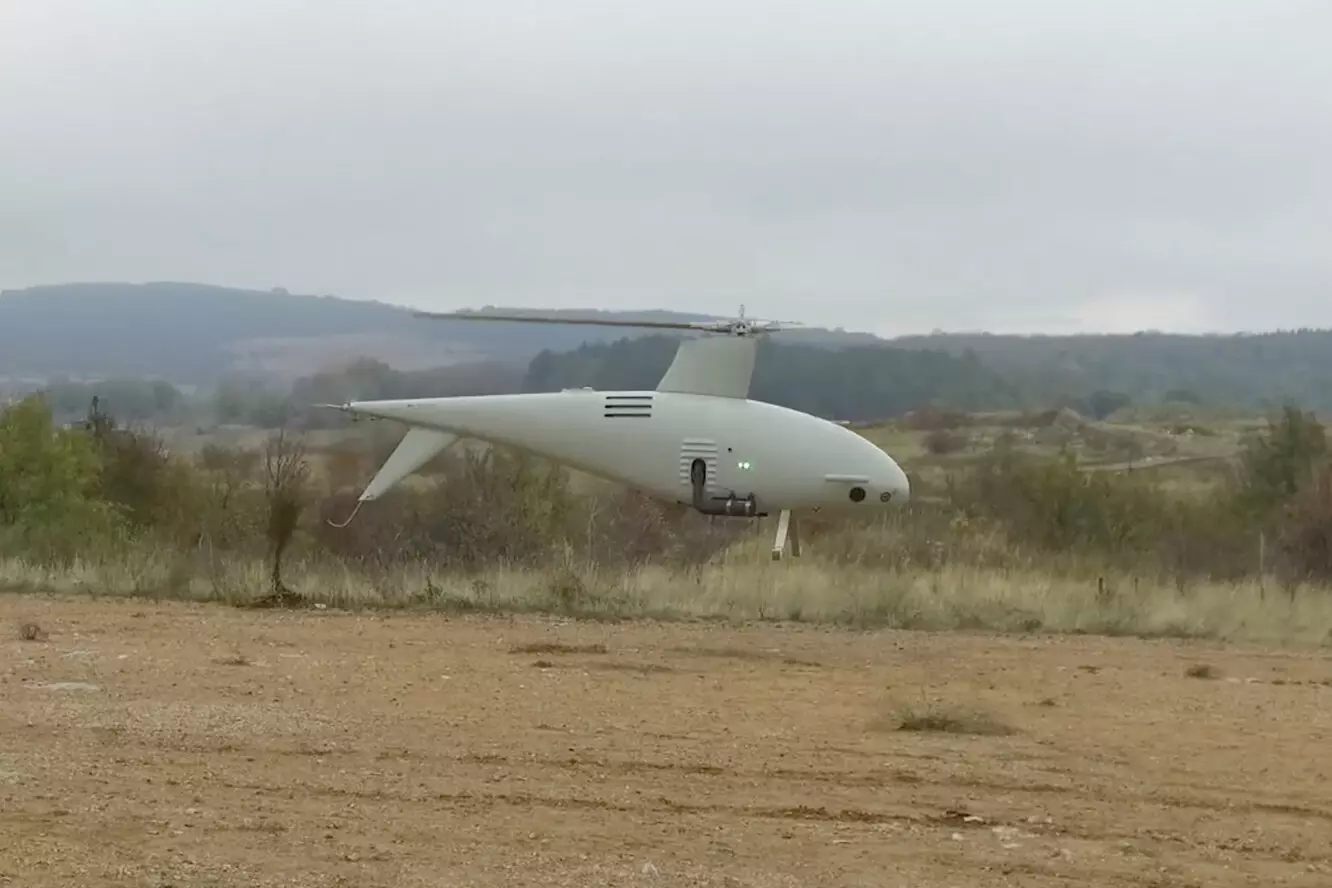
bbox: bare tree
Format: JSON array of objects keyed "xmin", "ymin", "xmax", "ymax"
[{"xmin": 256, "ymin": 428, "xmax": 311, "ymax": 607}]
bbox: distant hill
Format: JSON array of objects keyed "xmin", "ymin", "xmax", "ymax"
[
  {"xmin": 0, "ymin": 282, "xmax": 883, "ymax": 385},
  {"xmin": 522, "ymin": 327, "xmax": 1332, "ymax": 416},
  {"xmin": 889, "ymin": 329, "xmax": 1332, "ymax": 411},
  {"xmin": 522, "ymin": 335, "xmax": 1026, "ymax": 422},
  {"xmin": 6, "ymin": 281, "xmax": 1332, "ymax": 415}
]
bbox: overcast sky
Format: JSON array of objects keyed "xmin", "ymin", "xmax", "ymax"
[{"xmin": 2, "ymin": 0, "xmax": 1329, "ymax": 337}]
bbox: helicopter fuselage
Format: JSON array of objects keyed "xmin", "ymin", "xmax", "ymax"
[{"xmin": 341, "ymin": 388, "xmax": 910, "ymax": 515}]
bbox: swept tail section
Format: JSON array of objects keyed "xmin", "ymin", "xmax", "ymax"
[
  {"xmin": 656, "ymin": 335, "xmax": 758, "ymax": 399},
  {"xmin": 327, "ymin": 428, "xmax": 458, "ymax": 527}
]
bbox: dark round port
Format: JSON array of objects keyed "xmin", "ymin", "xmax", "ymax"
[
  {"xmin": 848, "ymin": 486, "xmax": 866, "ymax": 503},
  {"xmin": 880, "ymin": 491, "xmax": 892, "ymax": 503}
]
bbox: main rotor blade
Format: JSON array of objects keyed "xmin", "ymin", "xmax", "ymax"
[{"xmin": 413, "ymin": 310, "xmax": 710, "ymax": 331}]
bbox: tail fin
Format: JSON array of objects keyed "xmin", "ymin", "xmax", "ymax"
[
  {"xmin": 656, "ymin": 336, "xmax": 758, "ymax": 399},
  {"xmin": 328, "ymin": 428, "xmax": 458, "ymax": 527}
]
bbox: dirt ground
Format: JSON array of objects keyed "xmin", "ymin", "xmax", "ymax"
[{"xmin": 3, "ymin": 594, "xmax": 1332, "ymax": 888}]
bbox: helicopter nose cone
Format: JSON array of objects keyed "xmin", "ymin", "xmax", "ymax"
[{"xmin": 880, "ymin": 457, "xmax": 910, "ymax": 505}]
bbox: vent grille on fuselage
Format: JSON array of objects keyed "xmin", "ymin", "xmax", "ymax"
[
  {"xmin": 678, "ymin": 438, "xmax": 719, "ymax": 492},
  {"xmin": 604, "ymin": 394, "xmax": 653, "ymax": 419}
]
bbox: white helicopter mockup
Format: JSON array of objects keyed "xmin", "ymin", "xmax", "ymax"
[{"xmin": 325, "ymin": 306, "xmax": 910, "ymax": 560}]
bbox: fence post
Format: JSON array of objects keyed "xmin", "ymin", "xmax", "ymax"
[{"xmin": 1258, "ymin": 529, "xmax": 1266, "ymax": 600}]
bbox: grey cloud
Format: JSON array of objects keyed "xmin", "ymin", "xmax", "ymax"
[{"xmin": 1, "ymin": 0, "xmax": 1329, "ymax": 335}]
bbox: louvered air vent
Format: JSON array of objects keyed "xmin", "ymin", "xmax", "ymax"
[{"xmin": 604, "ymin": 394, "xmax": 653, "ymax": 418}]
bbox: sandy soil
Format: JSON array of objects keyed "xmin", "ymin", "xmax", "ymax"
[{"xmin": 3, "ymin": 593, "xmax": 1332, "ymax": 887}]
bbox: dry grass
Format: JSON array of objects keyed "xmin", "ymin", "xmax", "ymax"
[
  {"xmin": 668, "ymin": 645, "xmax": 822, "ymax": 667},
  {"xmin": 509, "ymin": 641, "xmax": 609, "ymax": 655},
  {"xmin": 5, "ymin": 543, "xmax": 1332, "ymax": 647},
  {"xmin": 16, "ymin": 397, "xmax": 1322, "ymax": 650},
  {"xmin": 1185, "ymin": 663, "xmax": 1219, "ymax": 679},
  {"xmin": 886, "ymin": 701, "xmax": 1016, "ymax": 736}
]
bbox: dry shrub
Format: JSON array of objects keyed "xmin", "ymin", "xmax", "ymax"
[
  {"xmin": 16, "ymin": 393, "xmax": 1332, "ymax": 642},
  {"xmin": 996, "ymin": 409, "xmax": 1060, "ymax": 428},
  {"xmin": 954, "ymin": 450, "xmax": 1163, "ymax": 557},
  {"xmin": 903, "ymin": 406, "xmax": 972, "ymax": 431},
  {"xmin": 321, "ymin": 442, "xmax": 371, "ymax": 493},
  {"xmin": 195, "ymin": 443, "xmax": 265, "ymax": 550},
  {"xmin": 308, "ymin": 446, "xmax": 741, "ymax": 574},
  {"xmin": 310, "ymin": 447, "xmax": 580, "ymax": 572},
  {"xmin": 923, "ymin": 428, "xmax": 968, "ymax": 455},
  {"xmin": 779, "ymin": 502, "xmax": 976, "ymax": 573},
  {"xmin": 1276, "ymin": 467, "xmax": 1332, "ymax": 585},
  {"xmin": 885, "ymin": 701, "xmax": 1015, "ymax": 736},
  {"xmin": 510, "ymin": 641, "xmax": 608, "ymax": 655},
  {"xmin": 945, "ymin": 447, "xmax": 1259, "ymax": 584},
  {"xmin": 260, "ymin": 429, "xmax": 311, "ymax": 604},
  {"xmin": 581, "ymin": 488, "xmax": 742, "ymax": 568}
]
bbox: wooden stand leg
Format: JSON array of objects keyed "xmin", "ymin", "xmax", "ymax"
[{"xmin": 771, "ymin": 509, "xmax": 791, "ymax": 561}]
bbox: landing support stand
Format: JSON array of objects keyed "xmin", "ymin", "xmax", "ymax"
[{"xmin": 771, "ymin": 509, "xmax": 802, "ymax": 561}]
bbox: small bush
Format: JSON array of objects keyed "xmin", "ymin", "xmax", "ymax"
[
  {"xmin": 252, "ymin": 429, "xmax": 312, "ymax": 607},
  {"xmin": 923, "ymin": 428, "xmax": 968, "ymax": 455},
  {"xmin": 510, "ymin": 642, "xmax": 608, "ymax": 655},
  {"xmin": 887, "ymin": 702, "xmax": 1015, "ymax": 736},
  {"xmin": 904, "ymin": 406, "xmax": 972, "ymax": 431}
]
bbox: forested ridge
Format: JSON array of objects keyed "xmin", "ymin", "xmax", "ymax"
[
  {"xmin": 192, "ymin": 327, "xmax": 1332, "ymax": 426},
  {"xmin": 892, "ymin": 328, "xmax": 1332, "ymax": 409},
  {"xmin": 0, "ymin": 282, "xmax": 878, "ymax": 383},
  {"xmin": 521, "ymin": 336, "xmax": 1028, "ymax": 421},
  {"xmin": 522, "ymin": 329, "xmax": 1332, "ymax": 417},
  {"xmin": 6, "ymin": 282, "xmax": 1332, "ymax": 423}
]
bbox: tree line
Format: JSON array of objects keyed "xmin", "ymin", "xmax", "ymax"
[
  {"xmin": 3, "ymin": 392, "xmax": 1332, "ymax": 609},
  {"xmin": 21, "ymin": 326, "xmax": 1332, "ymax": 434}
]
